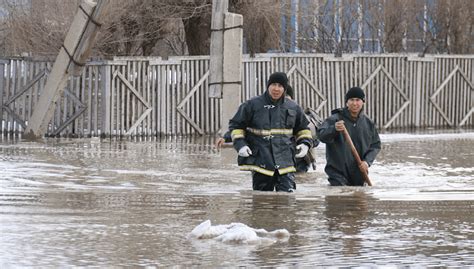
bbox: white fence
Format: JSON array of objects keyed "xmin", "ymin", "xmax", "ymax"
[{"xmin": 1, "ymin": 53, "xmax": 473, "ymax": 137}]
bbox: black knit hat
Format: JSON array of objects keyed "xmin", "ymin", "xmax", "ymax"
[
  {"xmin": 267, "ymin": 72, "xmax": 288, "ymax": 89},
  {"xmin": 345, "ymin": 87, "xmax": 365, "ymax": 102},
  {"xmin": 286, "ymin": 84, "xmax": 295, "ymax": 99}
]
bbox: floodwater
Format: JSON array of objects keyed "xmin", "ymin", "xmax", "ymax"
[{"xmin": 0, "ymin": 130, "xmax": 473, "ymax": 267}]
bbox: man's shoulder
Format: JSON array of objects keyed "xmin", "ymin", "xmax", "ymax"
[
  {"xmin": 361, "ymin": 113, "xmax": 377, "ymax": 126},
  {"xmin": 283, "ymin": 98, "xmax": 303, "ymax": 110},
  {"xmin": 325, "ymin": 108, "xmax": 343, "ymax": 121},
  {"xmin": 239, "ymin": 95, "xmax": 262, "ymax": 108},
  {"xmin": 331, "ymin": 108, "xmax": 344, "ymax": 115},
  {"xmin": 287, "ymin": 98, "xmax": 301, "ymax": 106},
  {"xmin": 247, "ymin": 94, "xmax": 266, "ymax": 104}
]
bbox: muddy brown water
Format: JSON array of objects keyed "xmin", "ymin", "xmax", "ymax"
[{"xmin": 0, "ymin": 131, "xmax": 473, "ymax": 267}]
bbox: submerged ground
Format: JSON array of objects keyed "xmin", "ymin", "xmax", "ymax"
[{"xmin": 0, "ymin": 130, "xmax": 473, "ymax": 267}]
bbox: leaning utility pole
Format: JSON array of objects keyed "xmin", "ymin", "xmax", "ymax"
[
  {"xmin": 208, "ymin": 0, "xmax": 243, "ymax": 135},
  {"xmin": 24, "ymin": 0, "xmax": 109, "ymax": 139}
]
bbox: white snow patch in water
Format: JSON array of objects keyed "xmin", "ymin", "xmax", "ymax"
[
  {"xmin": 187, "ymin": 219, "xmax": 290, "ymax": 245},
  {"xmin": 103, "ymin": 169, "xmax": 173, "ymax": 177},
  {"xmin": 407, "ymin": 155, "xmax": 430, "ymax": 159}
]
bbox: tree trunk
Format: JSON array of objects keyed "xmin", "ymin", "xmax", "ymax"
[{"xmin": 183, "ymin": 16, "xmax": 211, "ymax": 55}]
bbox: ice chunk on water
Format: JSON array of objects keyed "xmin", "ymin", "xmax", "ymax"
[
  {"xmin": 188, "ymin": 219, "xmax": 211, "ymax": 238},
  {"xmin": 266, "ymin": 229, "xmax": 291, "ymax": 239},
  {"xmin": 188, "ymin": 220, "xmax": 290, "ymax": 244}
]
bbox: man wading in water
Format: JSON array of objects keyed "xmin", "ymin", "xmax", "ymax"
[
  {"xmin": 228, "ymin": 72, "xmax": 313, "ymax": 192},
  {"xmin": 317, "ymin": 87, "xmax": 381, "ymax": 186}
]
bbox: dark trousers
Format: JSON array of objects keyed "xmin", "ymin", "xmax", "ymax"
[{"xmin": 252, "ymin": 171, "xmax": 296, "ymax": 192}]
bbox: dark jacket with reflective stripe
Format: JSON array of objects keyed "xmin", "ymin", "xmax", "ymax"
[
  {"xmin": 317, "ymin": 107, "xmax": 381, "ymax": 186},
  {"xmin": 229, "ymin": 91, "xmax": 312, "ymax": 175}
]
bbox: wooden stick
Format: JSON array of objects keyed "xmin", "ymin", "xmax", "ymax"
[{"xmin": 341, "ymin": 128, "xmax": 373, "ymax": 186}]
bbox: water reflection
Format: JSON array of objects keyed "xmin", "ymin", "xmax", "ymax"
[{"xmin": 324, "ymin": 191, "xmax": 370, "ymax": 257}]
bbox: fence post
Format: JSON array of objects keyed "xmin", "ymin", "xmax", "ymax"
[
  {"xmin": 414, "ymin": 62, "xmax": 423, "ymax": 127},
  {"xmin": 335, "ymin": 61, "xmax": 342, "ymax": 108},
  {"xmin": 0, "ymin": 60, "xmax": 7, "ymax": 133},
  {"xmin": 100, "ymin": 62, "xmax": 111, "ymax": 137}
]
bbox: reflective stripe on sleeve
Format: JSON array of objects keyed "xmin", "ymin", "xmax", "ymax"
[
  {"xmin": 231, "ymin": 129, "xmax": 245, "ymax": 141},
  {"xmin": 296, "ymin": 129, "xmax": 313, "ymax": 141}
]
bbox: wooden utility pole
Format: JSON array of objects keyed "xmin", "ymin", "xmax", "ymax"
[
  {"xmin": 209, "ymin": 0, "xmax": 243, "ymax": 135},
  {"xmin": 208, "ymin": 0, "xmax": 228, "ymax": 99},
  {"xmin": 24, "ymin": 0, "xmax": 109, "ymax": 139}
]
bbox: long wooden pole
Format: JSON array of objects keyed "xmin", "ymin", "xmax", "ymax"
[{"xmin": 342, "ymin": 128, "xmax": 373, "ymax": 186}]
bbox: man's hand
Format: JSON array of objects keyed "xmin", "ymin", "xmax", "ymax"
[
  {"xmin": 335, "ymin": 120, "xmax": 346, "ymax": 132},
  {"xmin": 359, "ymin": 161, "xmax": 369, "ymax": 174},
  {"xmin": 295, "ymin": 144, "xmax": 309, "ymax": 158},
  {"xmin": 238, "ymin": 146, "xmax": 253, "ymax": 157},
  {"xmin": 215, "ymin": 137, "xmax": 225, "ymax": 148}
]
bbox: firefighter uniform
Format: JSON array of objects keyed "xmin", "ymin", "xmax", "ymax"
[{"xmin": 229, "ymin": 73, "xmax": 312, "ymax": 192}]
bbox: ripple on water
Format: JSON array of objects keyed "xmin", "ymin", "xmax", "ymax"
[{"xmin": 0, "ymin": 133, "xmax": 473, "ymax": 267}]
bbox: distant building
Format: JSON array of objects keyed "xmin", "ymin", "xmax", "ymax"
[{"xmin": 279, "ymin": 0, "xmax": 467, "ymax": 54}]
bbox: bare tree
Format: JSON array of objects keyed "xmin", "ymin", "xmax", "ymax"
[
  {"xmin": 419, "ymin": 0, "xmax": 473, "ymax": 54},
  {"xmin": 383, "ymin": 0, "xmax": 408, "ymax": 52},
  {"xmin": 1, "ymin": 0, "xmax": 472, "ymax": 57},
  {"xmin": 298, "ymin": 0, "xmax": 372, "ymax": 53},
  {"xmin": 89, "ymin": 0, "xmax": 212, "ymax": 56},
  {"xmin": 0, "ymin": 19, "xmax": 6, "ymax": 55},
  {"xmin": 231, "ymin": 0, "xmax": 281, "ymax": 55},
  {"xmin": 2, "ymin": 0, "xmax": 212, "ymax": 57},
  {"xmin": 292, "ymin": 0, "xmax": 473, "ymax": 55},
  {"xmin": 337, "ymin": 0, "xmax": 363, "ymax": 53},
  {"xmin": 4, "ymin": 0, "xmax": 78, "ymax": 57},
  {"xmin": 1, "ymin": 0, "xmax": 284, "ymax": 57},
  {"xmin": 180, "ymin": 0, "xmax": 282, "ymax": 56}
]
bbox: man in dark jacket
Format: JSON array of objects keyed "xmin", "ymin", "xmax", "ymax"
[
  {"xmin": 317, "ymin": 87, "xmax": 381, "ymax": 186},
  {"xmin": 229, "ymin": 72, "xmax": 313, "ymax": 192}
]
